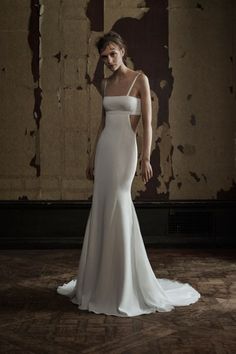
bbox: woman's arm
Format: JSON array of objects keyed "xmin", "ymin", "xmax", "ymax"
[
  {"xmin": 86, "ymin": 79, "xmax": 106, "ymax": 180},
  {"xmin": 139, "ymin": 73, "xmax": 153, "ymax": 183},
  {"xmin": 90, "ymin": 107, "xmax": 105, "ymax": 164}
]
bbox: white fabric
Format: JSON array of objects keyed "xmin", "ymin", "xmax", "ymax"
[
  {"xmin": 57, "ymin": 93, "xmax": 201, "ymax": 317},
  {"xmin": 103, "ymin": 95, "xmax": 141, "ymax": 115}
]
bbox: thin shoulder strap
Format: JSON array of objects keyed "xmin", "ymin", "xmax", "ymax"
[
  {"xmin": 103, "ymin": 78, "xmax": 107, "ymax": 97},
  {"xmin": 126, "ymin": 72, "xmax": 141, "ymax": 96}
]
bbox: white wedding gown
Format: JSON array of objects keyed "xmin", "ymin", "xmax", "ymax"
[{"xmin": 57, "ymin": 73, "xmax": 201, "ymax": 317}]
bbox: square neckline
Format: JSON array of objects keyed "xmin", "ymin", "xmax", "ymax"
[
  {"xmin": 104, "ymin": 95, "xmax": 141, "ymax": 100},
  {"xmin": 103, "ymin": 72, "xmax": 142, "ymax": 100}
]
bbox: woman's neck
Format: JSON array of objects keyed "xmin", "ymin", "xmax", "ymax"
[{"xmin": 112, "ymin": 63, "xmax": 130, "ymax": 80}]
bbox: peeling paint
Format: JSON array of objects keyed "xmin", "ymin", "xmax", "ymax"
[
  {"xmin": 217, "ymin": 180, "xmax": 236, "ymax": 199},
  {"xmin": 56, "ymin": 89, "xmax": 62, "ymax": 109},
  {"xmin": 30, "ymin": 149, "xmax": 40, "ymax": 177},
  {"xmin": 187, "ymin": 94, "xmax": 192, "ymax": 100},
  {"xmin": 86, "ymin": 72, "xmax": 92, "ymax": 85},
  {"xmin": 169, "ymin": 0, "xmax": 235, "ymax": 200},
  {"xmin": 27, "ymin": 0, "xmax": 42, "ymax": 177},
  {"xmin": 1, "ymin": 0, "xmax": 234, "ymax": 201},
  {"xmin": 177, "ymin": 144, "xmax": 196, "ymax": 155},
  {"xmin": 86, "ymin": 0, "xmax": 104, "ymax": 32},
  {"xmin": 190, "ymin": 114, "xmax": 196, "ymax": 125},
  {"xmin": 177, "ymin": 145, "xmax": 184, "ymax": 153},
  {"xmin": 30, "ymin": 130, "xmax": 36, "ymax": 137},
  {"xmin": 196, "ymin": 2, "xmax": 204, "ymax": 11},
  {"xmin": 53, "ymin": 51, "xmax": 61, "ymax": 63},
  {"xmin": 33, "ymin": 87, "xmax": 42, "ymax": 127},
  {"xmin": 202, "ymin": 174, "xmax": 207, "ymax": 183},
  {"xmin": 28, "ymin": 0, "xmax": 40, "ymax": 83},
  {"xmin": 18, "ymin": 195, "xmax": 29, "ymax": 200},
  {"xmin": 189, "ymin": 171, "xmax": 201, "ymax": 182}
]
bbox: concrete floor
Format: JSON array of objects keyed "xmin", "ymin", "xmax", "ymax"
[{"xmin": 0, "ymin": 248, "xmax": 235, "ymax": 353}]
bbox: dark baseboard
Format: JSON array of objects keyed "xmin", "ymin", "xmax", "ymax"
[{"xmin": 0, "ymin": 200, "xmax": 235, "ymax": 248}]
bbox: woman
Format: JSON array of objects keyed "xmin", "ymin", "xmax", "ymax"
[{"xmin": 57, "ymin": 31, "xmax": 201, "ymax": 317}]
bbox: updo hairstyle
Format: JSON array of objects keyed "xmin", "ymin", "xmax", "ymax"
[{"xmin": 96, "ymin": 31, "xmax": 128, "ymax": 65}]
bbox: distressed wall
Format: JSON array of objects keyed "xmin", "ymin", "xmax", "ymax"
[
  {"xmin": 0, "ymin": 0, "xmax": 235, "ymax": 201},
  {"xmin": 0, "ymin": 1, "xmax": 37, "ymax": 198},
  {"xmin": 169, "ymin": 0, "xmax": 236, "ymax": 199}
]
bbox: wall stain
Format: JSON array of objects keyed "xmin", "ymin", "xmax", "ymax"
[
  {"xmin": 18, "ymin": 195, "xmax": 29, "ymax": 200},
  {"xmin": 187, "ymin": 94, "xmax": 192, "ymax": 100},
  {"xmin": 217, "ymin": 179, "xmax": 236, "ymax": 200},
  {"xmin": 190, "ymin": 114, "xmax": 196, "ymax": 125},
  {"xmin": 202, "ymin": 174, "xmax": 207, "ymax": 182},
  {"xmin": 177, "ymin": 145, "xmax": 184, "ymax": 153},
  {"xmin": 28, "ymin": 0, "xmax": 40, "ymax": 83},
  {"xmin": 196, "ymin": 2, "xmax": 204, "ymax": 11},
  {"xmin": 27, "ymin": 0, "xmax": 42, "ymax": 177},
  {"xmin": 185, "ymin": 144, "xmax": 196, "ymax": 155},
  {"xmin": 177, "ymin": 144, "xmax": 196, "ymax": 155},
  {"xmin": 86, "ymin": 0, "xmax": 104, "ymax": 32},
  {"xmin": 53, "ymin": 51, "xmax": 61, "ymax": 63},
  {"xmin": 86, "ymin": 72, "xmax": 93, "ymax": 85},
  {"xmin": 189, "ymin": 171, "xmax": 201, "ymax": 182}
]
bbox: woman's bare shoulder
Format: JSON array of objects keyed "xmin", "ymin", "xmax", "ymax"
[{"xmin": 136, "ymin": 70, "xmax": 149, "ymax": 87}]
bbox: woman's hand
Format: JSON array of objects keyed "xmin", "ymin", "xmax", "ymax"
[
  {"xmin": 140, "ymin": 159, "xmax": 153, "ymax": 184},
  {"xmin": 86, "ymin": 158, "xmax": 95, "ymax": 181}
]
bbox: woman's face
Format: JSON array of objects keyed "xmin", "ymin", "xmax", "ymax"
[{"xmin": 100, "ymin": 42, "xmax": 124, "ymax": 71}]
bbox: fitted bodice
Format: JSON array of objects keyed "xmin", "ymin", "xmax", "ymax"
[
  {"xmin": 103, "ymin": 72, "xmax": 142, "ymax": 116},
  {"xmin": 103, "ymin": 96, "xmax": 141, "ymax": 115}
]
